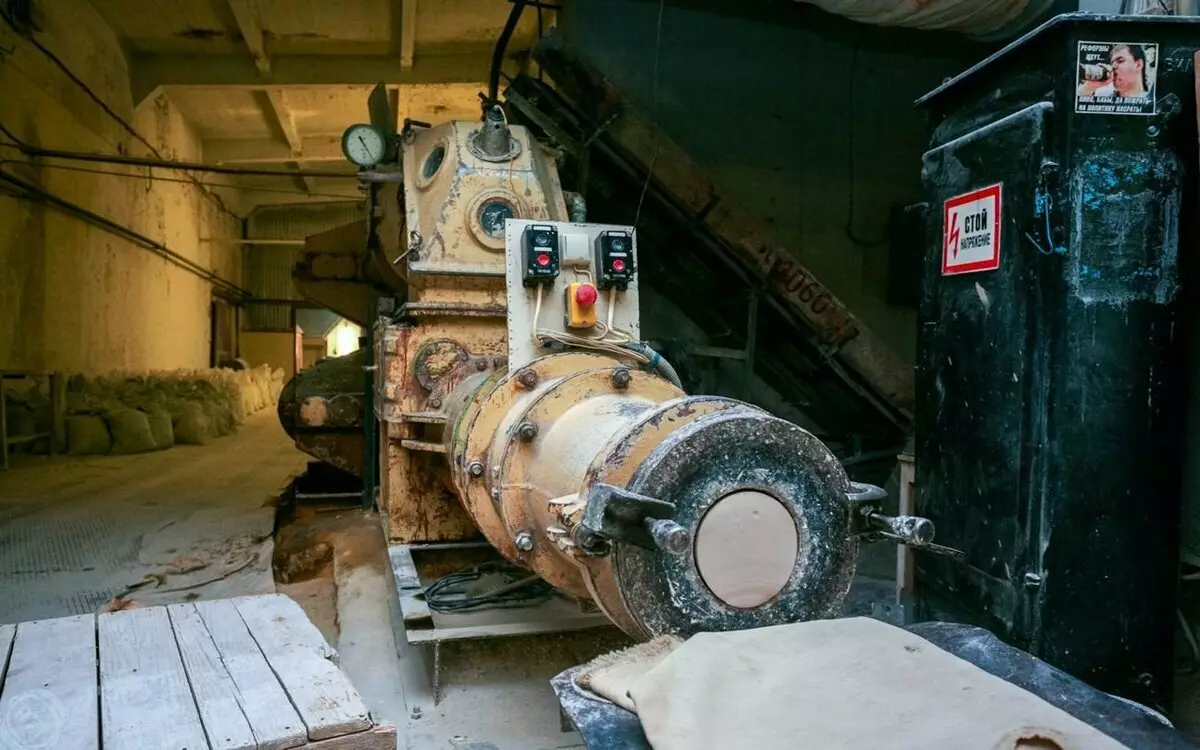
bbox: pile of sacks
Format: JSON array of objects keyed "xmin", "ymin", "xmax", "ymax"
[{"xmin": 57, "ymin": 365, "xmax": 286, "ymax": 456}]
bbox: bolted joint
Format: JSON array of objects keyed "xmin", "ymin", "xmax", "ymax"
[
  {"xmin": 645, "ymin": 518, "xmax": 691, "ymax": 556},
  {"xmin": 611, "ymin": 368, "xmax": 631, "ymax": 390},
  {"xmin": 429, "ymin": 397, "xmax": 443, "ymax": 409},
  {"xmin": 517, "ymin": 369, "xmax": 538, "ymax": 389},
  {"xmin": 514, "ymin": 531, "xmax": 535, "ymax": 552},
  {"xmin": 517, "ymin": 421, "xmax": 539, "ymax": 441},
  {"xmin": 467, "ymin": 461, "xmax": 485, "ymax": 478},
  {"xmin": 475, "ymin": 359, "xmax": 489, "ymax": 371}
]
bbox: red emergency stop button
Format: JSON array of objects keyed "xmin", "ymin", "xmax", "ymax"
[
  {"xmin": 575, "ymin": 283, "xmax": 598, "ymax": 307},
  {"xmin": 612, "ymin": 258, "xmax": 626, "ymax": 272},
  {"xmin": 536, "ymin": 253, "xmax": 551, "ymax": 266}
]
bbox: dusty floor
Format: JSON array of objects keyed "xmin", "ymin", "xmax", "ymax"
[{"xmin": 0, "ymin": 411, "xmax": 306, "ymax": 623}]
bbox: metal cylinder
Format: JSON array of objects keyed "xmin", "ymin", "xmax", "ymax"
[{"xmin": 445, "ymin": 352, "xmax": 860, "ymax": 638}]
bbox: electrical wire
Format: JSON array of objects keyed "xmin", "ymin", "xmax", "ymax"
[
  {"xmin": 531, "ymin": 283, "xmax": 651, "ymax": 364},
  {"xmin": 0, "ymin": 7, "xmax": 244, "ymax": 219},
  {"xmin": 0, "ymin": 158, "xmax": 361, "ymax": 200},
  {"xmin": 423, "ymin": 561, "xmax": 555, "ymax": 613},
  {"xmin": 633, "ymin": 0, "xmax": 666, "ymax": 230}
]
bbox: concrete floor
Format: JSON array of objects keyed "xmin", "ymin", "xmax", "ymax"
[{"xmin": 0, "ymin": 411, "xmax": 306, "ymax": 623}]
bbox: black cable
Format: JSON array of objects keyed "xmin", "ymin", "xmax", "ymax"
[
  {"xmin": 0, "ymin": 8, "xmax": 242, "ymax": 219},
  {"xmin": 423, "ymin": 560, "xmax": 555, "ymax": 613},
  {"xmin": 488, "ymin": 0, "xmax": 529, "ymax": 108}
]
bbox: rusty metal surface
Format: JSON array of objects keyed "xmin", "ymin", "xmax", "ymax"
[
  {"xmin": 401, "ymin": 121, "xmax": 568, "ymax": 278},
  {"xmin": 456, "ymin": 353, "xmax": 616, "ymax": 563},
  {"xmin": 578, "ymin": 397, "xmax": 746, "ymax": 636},
  {"xmin": 382, "ymin": 422, "xmax": 480, "ymax": 543},
  {"xmin": 296, "ymin": 432, "xmax": 364, "ymax": 477},
  {"xmin": 297, "ymin": 394, "xmax": 363, "ymax": 429},
  {"xmin": 497, "ymin": 367, "xmax": 681, "ymax": 598}
]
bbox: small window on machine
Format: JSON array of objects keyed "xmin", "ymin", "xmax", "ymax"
[
  {"xmin": 422, "ymin": 144, "xmax": 446, "ymax": 180},
  {"xmin": 479, "ymin": 199, "xmax": 517, "ymax": 239}
]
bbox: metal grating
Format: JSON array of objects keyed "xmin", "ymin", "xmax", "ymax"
[{"xmin": 244, "ymin": 202, "xmax": 365, "ymax": 331}]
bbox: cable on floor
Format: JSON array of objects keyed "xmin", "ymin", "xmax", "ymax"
[{"xmin": 423, "ymin": 560, "xmax": 556, "ymax": 613}]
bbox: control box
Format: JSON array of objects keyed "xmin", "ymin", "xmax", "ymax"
[
  {"xmin": 505, "ymin": 220, "xmax": 641, "ymax": 371},
  {"xmin": 521, "ymin": 224, "xmax": 561, "ymax": 286},
  {"xmin": 594, "ymin": 230, "xmax": 636, "ymax": 289}
]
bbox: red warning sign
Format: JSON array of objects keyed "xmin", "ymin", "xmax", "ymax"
[{"xmin": 942, "ymin": 184, "xmax": 1002, "ymax": 276}]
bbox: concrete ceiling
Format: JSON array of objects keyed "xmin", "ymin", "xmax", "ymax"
[{"xmin": 87, "ymin": 0, "xmax": 554, "ymax": 209}]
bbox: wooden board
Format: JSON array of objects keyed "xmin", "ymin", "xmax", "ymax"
[
  {"xmin": 98, "ymin": 607, "xmax": 209, "ymax": 750},
  {"xmin": 167, "ymin": 603, "xmax": 258, "ymax": 750},
  {"xmin": 233, "ymin": 595, "xmax": 372, "ymax": 741},
  {"xmin": 0, "ymin": 596, "xmax": 388, "ymax": 750},
  {"xmin": 194, "ymin": 599, "xmax": 308, "ymax": 750},
  {"xmin": 0, "ymin": 615, "xmax": 99, "ymax": 750}
]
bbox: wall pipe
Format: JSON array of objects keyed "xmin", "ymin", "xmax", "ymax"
[{"xmin": 0, "ymin": 170, "xmax": 252, "ymax": 299}]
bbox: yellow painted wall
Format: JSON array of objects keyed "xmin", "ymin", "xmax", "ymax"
[
  {"xmin": 240, "ymin": 332, "xmax": 297, "ymax": 381},
  {"xmin": 0, "ymin": 0, "xmax": 243, "ymax": 375}
]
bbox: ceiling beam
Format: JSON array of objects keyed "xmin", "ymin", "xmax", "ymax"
[
  {"xmin": 399, "ymin": 0, "xmax": 417, "ymax": 71},
  {"xmin": 264, "ymin": 89, "xmax": 302, "ymax": 154},
  {"xmin": 205, "ymin": 135, "xmax": 347, "ymax": 165},
  {"xmin": 227, "ymin": 0, "xmax": 270, "ymax": 75},
  {"xmin": 132, "ymin": 52, "xmax": 491, "ymax": 105}
]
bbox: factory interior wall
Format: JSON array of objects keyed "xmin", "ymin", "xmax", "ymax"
[
  {"xmin": 557, "ymin": 0, "xmax": 990, "ymax": 364},
  {"xmin": 0, "ymin": 0, "xmax": 243, "ymax": 376},
  {"xmin": 240, "ymin": 332, "xmax": 298, "ymax": 381}
]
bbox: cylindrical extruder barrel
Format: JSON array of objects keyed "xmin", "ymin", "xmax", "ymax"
[{"xmin": 442, "ymin": 351, "xmax": 860, "ymax": 639}]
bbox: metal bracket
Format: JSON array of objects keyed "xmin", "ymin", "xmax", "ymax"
[
  {"xmin": 578, "ymin": 484, "xmax": 689, "ymax": 555},
  {"xmin": 845, "ymin": 482, "xmax": 965, "ymax": 559}
]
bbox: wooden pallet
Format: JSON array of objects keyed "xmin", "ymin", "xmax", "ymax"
[{"xmin": 0, "ymin": 594, "xmax": 395, "ymax": 749}]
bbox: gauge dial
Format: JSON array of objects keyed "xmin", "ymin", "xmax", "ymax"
[{"xmin": 342, "ymin": 124, "xmax": 387, "ymax": 168}]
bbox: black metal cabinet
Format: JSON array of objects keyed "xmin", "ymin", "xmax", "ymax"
[{"xmin": 915, "ymin": 14, "xmax": 1197, "ymax": 710}]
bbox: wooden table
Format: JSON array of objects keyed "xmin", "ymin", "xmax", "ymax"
[{"xmin": 0, "ymin": 594, "xmax": 396, "ymax": 749}]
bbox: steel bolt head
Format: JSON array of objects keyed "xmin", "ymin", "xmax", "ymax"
[
  {"xmin": 514, "ymin": 531, "xmax": 535, "ymax": 551},
  {"xmin": 517, "ymin": 369, "xmax": 538, "ymax": 388},
  {"xmin": 517, "ymin": 421, "xmax": 539, "ymax": 441},
  {"xmin": 475, "ymin": 359, "xmax": 488, "ymax": 371},
  {"xmin": 491, "ymin": 488, "xmax": 502, "ymax": 501},
  {"xmin": 611, "ymin": 368, "xmax": 631, "ymax": 389},
  {"xmin": 429, "ymin": 397, "xmax": 442, "ymax": 409},
  {"xmin": 467, "ymin": 461, "xmax": 485, "ymax": 477},
  {"xmin": 646, "ymin": 518, "xmax": 691, "ymax": 556}
]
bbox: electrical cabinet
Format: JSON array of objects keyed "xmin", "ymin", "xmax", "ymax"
[{"xmin": 915, "ymin": 14, "xmax": 1197, "ymax": 710}]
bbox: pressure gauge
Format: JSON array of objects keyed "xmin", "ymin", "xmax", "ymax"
[{"xmin": 341, "ymin": 124, "xmax": 387, "ymax": 168}]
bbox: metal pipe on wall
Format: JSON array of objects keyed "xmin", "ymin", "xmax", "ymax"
[{"xmin": 0, "ymin": 170, "xmax": 251, "ymax": 299}]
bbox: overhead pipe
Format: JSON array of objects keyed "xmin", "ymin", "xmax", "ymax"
[
  {"xmin": 0, "ymin": 170, "xmax": 252, "ymax": 299},
  {"xmin": 799, "ymin": 0, "xmax": 1059, "ymax": 39}
]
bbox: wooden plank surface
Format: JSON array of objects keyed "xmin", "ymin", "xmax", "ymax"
[
  {"xmin": 234, "ymin": 595, "xmax": 372, "ymax": 741},
  {"xmin": 98, "ymin": 607, "xmax": 208, "ymax": 750},
  {"xmin": 195, "ymin": 599, "xmax": 307, "ymax": 750},
  {"xmin": 0, "ymin": 615, "xmax": 99, "ymax": 750},
  {"xmin": 168, "ymin": 603, "xmax": 257, "ymax": 750}
]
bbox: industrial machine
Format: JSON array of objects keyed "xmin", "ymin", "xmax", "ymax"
[{"xmin": 278, "ymin": 95, "xmax": 942, "ymax": 639}]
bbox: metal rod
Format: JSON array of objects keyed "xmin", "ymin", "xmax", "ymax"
[
  {"xmin": 13, "ymin": 144, "xmax": 357, "ymax": 180},
  {"xmin": 200, "ymin": 238, "xmax": 307, "ymax": 245},
  {"xmin": 0, "ymin": 171, "xmax": 251, "ymax": 298}
]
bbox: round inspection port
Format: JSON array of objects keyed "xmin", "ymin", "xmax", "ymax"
[{"xmin": 694, "ymin": 490, "xmax": 800, "ymax": 609}]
